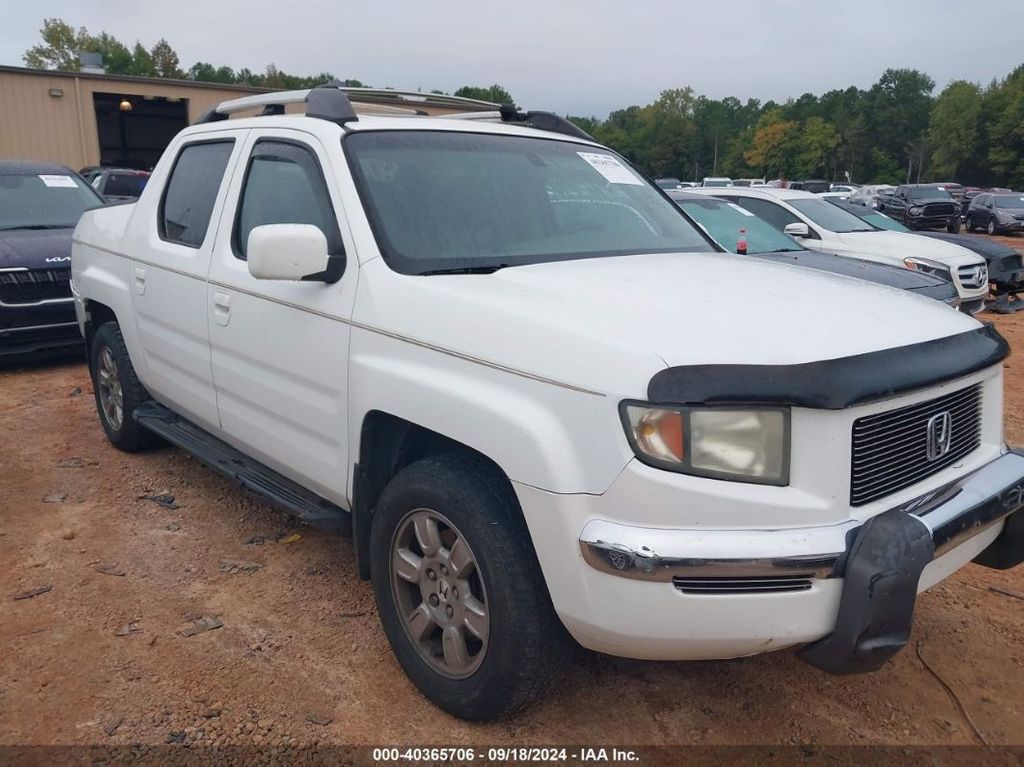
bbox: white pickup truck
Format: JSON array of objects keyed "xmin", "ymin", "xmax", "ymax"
[{"xmin": 71, "ymin": 85, "xmax": 1024, "ymax": 720}]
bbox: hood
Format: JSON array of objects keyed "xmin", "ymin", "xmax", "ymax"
[
  {"xmin": 835, "ymin": 230, "xmax": 984, "ymax": 268},
  {"xmin": 358, "ymin": 251, "xmax": 980, "ymax": 398},
  {"xmin": 754, "ymin": 249, "xmax": 949, "ymax": 291},
  {"xmin": 0, "ymin": 227, "xmax": 73, "ymax": 269},
  {"xmin": 917, "ymin": 231, "xmax": 1021, "ymax": 261}
]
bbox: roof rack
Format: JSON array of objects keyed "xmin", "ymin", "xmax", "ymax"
[
  {"xmin": 195, "ymin": 82, "xmax": 499, "ymax": 125},
  {"xmin": 194, "ymin": 83, "xmax": 594, "ymax": 142}
]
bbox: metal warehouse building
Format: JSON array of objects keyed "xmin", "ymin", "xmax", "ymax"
[{"xmin": 0, "ymin": 64, "xmax": 485, "ymax": 172}]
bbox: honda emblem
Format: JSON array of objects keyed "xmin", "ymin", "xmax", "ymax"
[{"xmin": 925, "ymin": 411, "xmax": 953, "ymax": 461}]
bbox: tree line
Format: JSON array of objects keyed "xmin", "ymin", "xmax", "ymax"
[
  {"xmin": 22, "ymin": 19, "xmax": 1023, "ymax": 188},
  {"xmin": 568, "ymin": 66, "xmax": 1024, "ymax": 189}
]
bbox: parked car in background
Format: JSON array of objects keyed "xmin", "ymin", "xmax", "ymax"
[
  {"xmin": 655, "ymin": 177, "xmax": 685, "ymax": 190},
  {"xmin": 84, "ymin": 168, "xmax": 151, "ymax": 203},
  {"xmin": 733, "ymin": 178, "xmax": 766, "ymax": 187},
  {"xmin": 829, "ymin": 198, "xmax": 1024, "ymax": 312},
  {"xmin": 789, "ymin": 179, "xmax": 831, "ymax": 193},
  {"xmin": 848, "ymin": 184, "xmax": 895, "ymax": 208},
  {"xmin": 701, "ymin": 176, "xmax": 733, "ymax": 187},
  {"xmin": 668, "ymin": 190, "xmax": 959, "ymax": 307},
  {"xmin": 70, "ymin": 85, "xmax": 1024, "ymax": 719},
  {"xmin": 878, "ymin": 184, "xmax": 960, "ymax": 232},
  {"xmin": 690, "ymin": 186, "xmax": 989, "ymax": 312},
  {"xmin": 0, "ymin": 160, "xmax": 105, "ymax": 359},
  {"xmin": 829, "ymin": 184, "xmax": 859, "ymax": 194},
  {"xmin": 965, "ymin": 192, "xmax": 1024, "ymax": 235}
]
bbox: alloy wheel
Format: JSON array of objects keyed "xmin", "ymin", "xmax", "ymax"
[
  {"xmin": 390, "ymin": 508, "xmax": 489, "ymax": 679},
  {"xmin": 95, "ymin": 345, "xmax": 124, "ymax": 431}
]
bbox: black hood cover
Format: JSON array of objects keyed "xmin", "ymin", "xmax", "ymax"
[{"xmin": 0, "ymin": 228, "xmax": 73, "ymax": 270}]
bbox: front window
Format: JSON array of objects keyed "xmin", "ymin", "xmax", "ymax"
[
  {"xmin": 994, "ymin": 194, "xmax": 1024, "ymax": 210},
  {"xmin": 346, "ymin": 131, "xmax": 711, "ymax": 274},
  {"xmin": 675, "ymin": 197, "xmax": 802, "ymax": 254},
  {"xmin": 0, "ymin": 172, "xmax": 104, "ymax": 230},
  {"xmin": 788, "ymin": 199, "xmax": 876, "ymax": 233}
]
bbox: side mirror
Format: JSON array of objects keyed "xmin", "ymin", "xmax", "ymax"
[
  {"xmin": 246, "ymin": 224, "xmax": 342, "ymax": 283},
  {"xmin": 783, "ymin": 222, "xmax": 810, "ymax": 238}
]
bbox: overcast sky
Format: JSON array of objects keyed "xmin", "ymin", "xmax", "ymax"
[{"xmin": 3, "ymin": 1, "xmax": 1022, "ymax": 117}]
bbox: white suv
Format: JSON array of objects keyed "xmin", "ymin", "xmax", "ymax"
[
  {"xmin": 71, "ymin": 86, "xmax": 1024, "ymax": 720},
  {"xmin": 690, "ymin": 186, "xmax": 989, "ymax": 312}
]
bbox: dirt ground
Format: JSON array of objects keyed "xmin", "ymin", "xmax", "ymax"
[{"xmin": 1, "ymin": 257, "xmax": 1023, "ymax": 750}]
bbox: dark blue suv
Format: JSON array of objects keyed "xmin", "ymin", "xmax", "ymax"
[{"xmin": 0, "ymin": 161, "xmax": 105, "ymax": 360}]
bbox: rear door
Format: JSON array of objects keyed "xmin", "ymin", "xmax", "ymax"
[
  {"xmin": 128, "ymin": 133, "xmax": 246, "ymax": 431},
  {"xmin": 206, "ymin": 128, "xmax": 357, "ymax": 505}
]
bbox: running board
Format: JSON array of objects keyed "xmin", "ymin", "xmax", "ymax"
[{"xmin": 134, "ymin": 402, "xmax": 350, "ymax": 534}]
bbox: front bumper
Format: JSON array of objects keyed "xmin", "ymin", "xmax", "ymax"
[
  {"xmin": 0, "ymin": 301, "xmax": 81, "ymax": 359},
  {"xmin": 575, "ymin": 449, "xmax": 1024, "ymax": 669}
]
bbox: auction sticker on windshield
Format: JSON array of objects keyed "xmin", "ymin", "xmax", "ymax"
[
  {"xmin": 577, "ymin": 152, "xmax": 643, "ymax": 185},
  {"xmin": 38, "ymin": 174, "xmax": 78, "ymax": 188}
]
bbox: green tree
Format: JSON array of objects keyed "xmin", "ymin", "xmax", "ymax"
[
  {"xmin": 128, "ymin": 41, "xmax": 156, "ymax": 77},
  {"xmin": 454, "ymin": 84, "xmax": 515, "ymax": 105},
  {"xmin": 795, "ymin": 116, "xmax": 840, "ymax": 177},
  {"xmin": 23, "ymin": 17, "xmax": 88, "ymax": 70},
  {"xmin": 984, "ymin": 66, "xmax": 1024, "ymax": 188},
  {"xmin": 151, "ymin": 38, "xmax": 182, "ymax": 79},
  {"xmin": 928, "ymin": 81, "xmax": 982, "ymax": 180}
]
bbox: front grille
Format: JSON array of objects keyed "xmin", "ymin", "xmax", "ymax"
[
  {"xmin": 850, "ymin": 384, "xmax": 982, "ymax": 506},
  {"xmin": 957, "ymin": 263, "xmax": 988, "ymax": 289},
  {"xmin": 0, "ymin": 268, "xmax": 71, "ymax": 305},
  {"xmin": 673, "ymin": 575, "xmax": 813, "ymax": 594},
  {"xmin": 922, "ymin": 202, "xmax": 956, "ymax": 217}
]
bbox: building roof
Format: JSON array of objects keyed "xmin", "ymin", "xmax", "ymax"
[
  {"xmin": 0, "ymin": 63, "xmax": 273, "ymax": 94},
  {"xmin": 0, "ymin": 159, "xmax": 75, "ymax": 175}
]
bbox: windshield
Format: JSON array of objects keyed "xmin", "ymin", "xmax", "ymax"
[
  {"xmin": 909, "ymin": 187, "xmax": 953, "ymax": 201},
  {"xmin": 346, "ymin": 131, "xmax": 711, "ymax": 274},
  {"xmin": 789, "ymin": 198, "xmax": 876, "ymax": 233},
  {"xmin": 994, "ymin": 194, "xmax": 1024, "ymax": 209},
  {"xmin": 104, "ymin": 173, "xmax": 148, "ymax": 197},
  {"xmin": 675, "ymin": 197, "xmax": 802, "ymax": 254},
  {"xmin": 0, "ymin": 172, "xmax": 103, "ymax": 229},
  {"xmin": 857, "ymin": 210, "xmax": 909, "ymax": 232}
]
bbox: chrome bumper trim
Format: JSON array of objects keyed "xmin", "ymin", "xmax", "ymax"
[{"xmin": 579, "ymin": 449, "xmax": 1024, "ymax": 582}]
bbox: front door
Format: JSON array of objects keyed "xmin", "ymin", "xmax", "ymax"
[{"xmin": 206, "ymin": 129, "xmax": 357, "ymax": 505}]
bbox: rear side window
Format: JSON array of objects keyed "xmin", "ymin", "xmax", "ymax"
[
  {"xmin": 160, "ymin": 141, "xmax": 234, "ymax": 247},
  {"xmin": 233, "ymin": 140, "xmax": 342, "ymax": 259}
]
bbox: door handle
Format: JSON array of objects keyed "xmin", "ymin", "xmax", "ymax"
[
  {"xmin": 133, "ymin": 266, "xmax": 146, "ymax": 295},
  {"xmin": 213, "ymin": 290, "xmax": 231, "ymax": 327}
]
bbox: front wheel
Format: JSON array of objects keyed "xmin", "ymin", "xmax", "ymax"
[
  {"xmin": 947, "ymin": 219, "xmax": 960, "ymax": 233},
  {"xmin": 964, "ymin": 214, "xmax": 974, "ymax": 232},
  {"xmin": 369, "ymin": 453, "xmax": 572, "ymax": 720},
  {"xmin": 89, "ymin": 322, "xmax": 160, "ymax": 452},
  {"xmin": 988, "ymin": 218, "xmax": 998, "ymax": 236}
]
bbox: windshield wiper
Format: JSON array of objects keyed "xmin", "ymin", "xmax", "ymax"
[
  {"xmin": 419, "ymin": 264, "xmax": 511, "ymax": 275},
  {"xmin": 0, "ymin": 224, "xmax": 72, "ymax": 231}
]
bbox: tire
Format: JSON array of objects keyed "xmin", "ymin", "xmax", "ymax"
[
  {"xmin": 89, "ymin": 321, "xmax": 160, "ymax": 452},
  {"xmin": 369, "ymin": 452, "xmax": 572, "ymax": 720},
  {"xmin": 988, "ymin": 218, "xmax": 997, "ymax": 236},
  {"xmin": 946, "ymin": 219, "xmax": 959, "ymax": 234},
  {"xmin": 964, "ymin": 214, "xmax": 974, "ymax": 232}
]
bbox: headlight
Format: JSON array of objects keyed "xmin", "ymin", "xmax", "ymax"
[
  {"xmin": 621, "ymin": 403, "xmax": 789, "ymax": 485},
  {"xmin": 909, "ymin": 206, "xmax": 923, "ymax": 216},
  {"xmin": 903, "ymin": 257, "xmax": 951, "ymax": 279}
]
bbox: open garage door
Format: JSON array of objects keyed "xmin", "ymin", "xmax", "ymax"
[{"xmin": 93, "ymin": 92, "xmax": 188, "ymax": 170}]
